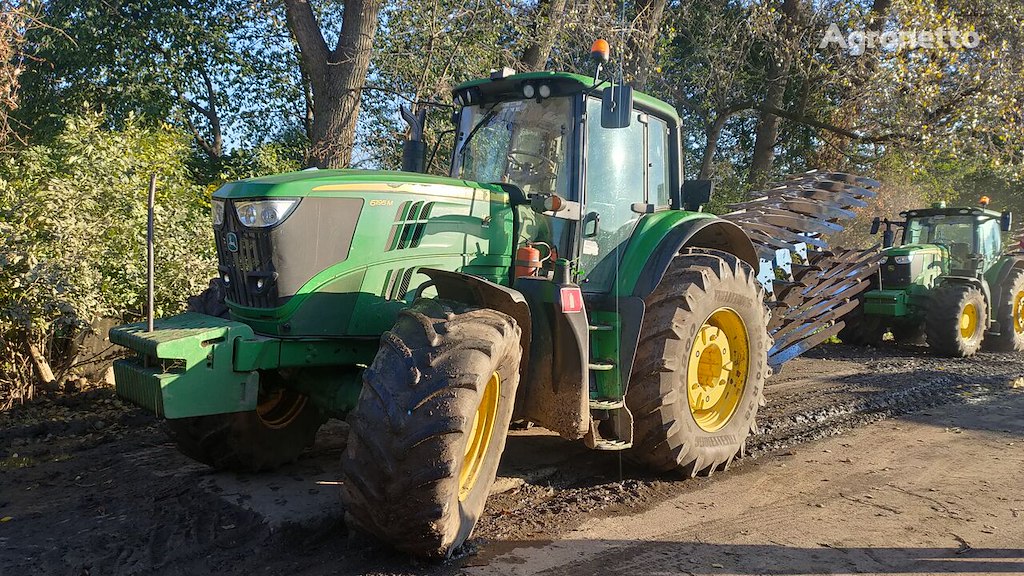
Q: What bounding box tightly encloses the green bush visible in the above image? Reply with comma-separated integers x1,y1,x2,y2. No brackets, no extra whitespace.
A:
0,112,215,402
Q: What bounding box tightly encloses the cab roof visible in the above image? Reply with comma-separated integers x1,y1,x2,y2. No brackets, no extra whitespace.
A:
452,70,681,126
902,206,1003,220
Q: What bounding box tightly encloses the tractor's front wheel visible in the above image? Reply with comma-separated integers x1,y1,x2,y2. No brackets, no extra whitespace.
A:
925,283,987,357
984,268,1024,352
167,279,324,471
167,382,325,471
341,299,522,558
626,249,770,476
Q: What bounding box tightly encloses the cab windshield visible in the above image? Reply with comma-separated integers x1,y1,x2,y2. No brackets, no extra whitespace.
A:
904,215,975,247
452,97,574,199
904,214,977,268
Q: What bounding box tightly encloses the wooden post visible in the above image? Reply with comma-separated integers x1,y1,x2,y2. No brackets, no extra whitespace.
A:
147,174,156,332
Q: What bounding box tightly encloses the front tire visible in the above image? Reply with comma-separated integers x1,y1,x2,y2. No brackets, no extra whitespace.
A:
626,249,770,476
985,267,1024,352
167,384,324,471
925,283,987,357
341,299,522,558
166,278,324,472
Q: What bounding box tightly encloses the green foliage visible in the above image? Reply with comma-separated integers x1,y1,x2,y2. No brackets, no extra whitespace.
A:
0,111,215,394
16,0,304,156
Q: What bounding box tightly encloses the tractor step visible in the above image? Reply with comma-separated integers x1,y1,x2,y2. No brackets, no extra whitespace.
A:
588,360,616,371
589,398,625,410
588,323,614,331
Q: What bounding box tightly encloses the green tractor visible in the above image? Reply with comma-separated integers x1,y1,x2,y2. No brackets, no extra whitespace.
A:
109,59,878,557
844,200,1024,356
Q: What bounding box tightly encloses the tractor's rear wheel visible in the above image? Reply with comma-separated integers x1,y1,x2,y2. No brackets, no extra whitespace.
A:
925,283,987,357
166,279,324,472
341,299,522,558
626,249,769,476
985,268,1024,352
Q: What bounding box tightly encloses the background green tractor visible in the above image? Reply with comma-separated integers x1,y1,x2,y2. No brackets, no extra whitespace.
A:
843,200,1024,356
109,59,878,557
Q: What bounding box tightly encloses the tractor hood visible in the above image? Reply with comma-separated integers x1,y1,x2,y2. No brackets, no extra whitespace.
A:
876,244,947,290
207,169,516,339
881,244,946,258
213,168,504,200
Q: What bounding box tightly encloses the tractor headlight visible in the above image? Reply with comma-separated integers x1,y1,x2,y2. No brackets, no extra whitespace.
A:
211,199,226,227
234,199,299,228
893,255,913,264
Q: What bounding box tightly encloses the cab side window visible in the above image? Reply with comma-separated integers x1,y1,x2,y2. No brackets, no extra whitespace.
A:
648,116,671,207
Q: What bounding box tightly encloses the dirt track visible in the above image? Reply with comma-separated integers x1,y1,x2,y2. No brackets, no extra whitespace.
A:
1,342,1022,576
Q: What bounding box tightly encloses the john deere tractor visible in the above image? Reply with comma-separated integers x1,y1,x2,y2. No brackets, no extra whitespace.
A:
109,51,879,557
843,200,1024,356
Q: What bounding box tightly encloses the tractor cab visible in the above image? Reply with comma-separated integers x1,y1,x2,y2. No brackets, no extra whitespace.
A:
899,204,1008,276
449,70,683,293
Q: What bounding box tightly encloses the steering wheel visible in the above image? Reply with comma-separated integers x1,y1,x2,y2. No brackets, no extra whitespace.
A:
508,149,557,172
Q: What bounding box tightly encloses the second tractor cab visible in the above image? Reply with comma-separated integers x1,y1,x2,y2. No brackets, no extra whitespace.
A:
846,199,1024,356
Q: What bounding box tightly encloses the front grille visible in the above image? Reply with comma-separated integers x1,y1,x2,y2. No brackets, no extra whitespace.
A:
212,197,363,310
880,261,910,286
215,209,279,308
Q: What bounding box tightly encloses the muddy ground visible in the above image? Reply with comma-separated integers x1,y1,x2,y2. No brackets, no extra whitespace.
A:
1,342,1022,576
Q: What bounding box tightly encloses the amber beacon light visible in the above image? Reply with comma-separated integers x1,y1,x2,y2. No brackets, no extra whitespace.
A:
590,38,610,63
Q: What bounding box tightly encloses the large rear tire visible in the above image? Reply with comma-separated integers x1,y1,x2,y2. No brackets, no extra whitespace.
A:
925,283,987,357
984,267,1024,352
341,299,522,558
166,278,324,472
626,249,770,476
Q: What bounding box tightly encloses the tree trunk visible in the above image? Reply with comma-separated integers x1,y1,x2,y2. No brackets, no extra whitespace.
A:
747,0,799,188
285,0,382,169
699,113,729,179
520,0,568,71
625,0,669,91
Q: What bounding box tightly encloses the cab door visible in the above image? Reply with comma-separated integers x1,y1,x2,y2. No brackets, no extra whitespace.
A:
578,97,672,293
579,98,644,293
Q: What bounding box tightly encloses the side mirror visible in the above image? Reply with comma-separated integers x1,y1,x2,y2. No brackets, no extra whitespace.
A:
582,211,600,238
1001,211,1013,232
601,85,633,129
869,216,881,235
680,180,713,211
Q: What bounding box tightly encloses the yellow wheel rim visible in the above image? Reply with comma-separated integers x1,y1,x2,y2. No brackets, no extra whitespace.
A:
1013,290,1024,335
459,372,500,501
959,302,979,339
687,308,750,433
256,389,307,429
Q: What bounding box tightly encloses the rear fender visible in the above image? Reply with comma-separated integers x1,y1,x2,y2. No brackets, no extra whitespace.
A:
987,256,1024,316
626,216,758,298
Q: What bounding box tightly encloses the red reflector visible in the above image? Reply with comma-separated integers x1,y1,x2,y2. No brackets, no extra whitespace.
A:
559,286,584,313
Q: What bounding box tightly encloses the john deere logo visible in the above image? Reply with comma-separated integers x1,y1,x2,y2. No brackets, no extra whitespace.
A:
226,232,239,253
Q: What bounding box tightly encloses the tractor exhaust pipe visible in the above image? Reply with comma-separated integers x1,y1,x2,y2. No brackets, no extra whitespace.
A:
401,105,427,173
